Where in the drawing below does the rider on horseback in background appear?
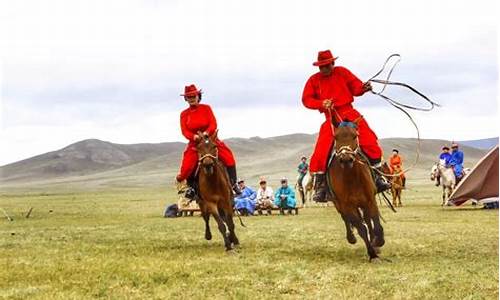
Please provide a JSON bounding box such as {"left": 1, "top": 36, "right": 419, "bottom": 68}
{"left": 175, "top": 84, "right": 241, "bottom": 199}
{"left": 449, "top": 142, "right": 465, "bottom": 183}
{"left": 436, "top": 145, "right": 452, "bottom": 186}
{"left": 297, "top": 156, "right": 309, "bottom": 188}
{"left": 389, "top": 149, "right": 406, "bottom": 188}
{"left": 302, "top": 50, "right": 391, "bottom": 202}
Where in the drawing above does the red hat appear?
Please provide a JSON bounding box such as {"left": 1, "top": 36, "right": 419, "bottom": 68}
{"left": 181, "top": 84, "right": 202, "bottom": 97}
{"left": 313, "top": 50, "right": 338, "bottom": 66}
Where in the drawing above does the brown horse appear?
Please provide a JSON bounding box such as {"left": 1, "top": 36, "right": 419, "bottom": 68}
{"left": 327, "top": 121, "right": 385, "bottom": 261}
{"left": 195, "top": 131, "right": 239, "bottom": 251}
{"left": 391, "top": 165, "right": 403, "bottom": 207}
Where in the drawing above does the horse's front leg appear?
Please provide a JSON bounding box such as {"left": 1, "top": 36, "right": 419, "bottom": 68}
{"left": 224, "top": 206, "right": 239, "bottom": 247}
{"left": 341, "top": 213, "right": 356, "bottom": 244}
{"left": 199, "top": 202, "right": 212, "bottom": 240}
{"left": 208, "top": 203, "right": 232, "bottom": 251}
{"left": 350, "top": 213, "right": 378, "bottom": 261}
{"left": 441, "top": 186, "right": 446, "bottom": 206}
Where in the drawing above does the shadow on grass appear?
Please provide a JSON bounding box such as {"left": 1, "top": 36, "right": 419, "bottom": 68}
{"left": 440, "top": 207, "right": 497, "bottom": 212}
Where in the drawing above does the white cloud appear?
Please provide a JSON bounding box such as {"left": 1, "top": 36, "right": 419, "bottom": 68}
{"left": 0, "top": 0, "right": 498, "bottom": 165}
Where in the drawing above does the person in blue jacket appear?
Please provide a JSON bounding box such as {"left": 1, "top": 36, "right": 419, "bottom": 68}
{"left": 274, "top": 177, "right": 296, "bottom": 215}
{"left": 449, "top": 142, "right": 465, "bottom": 182}
{"left": 436, "top": 146, "right": 452, "bottom": 186}
{"left": 234, "top": 179, "right": 257, "bottom": 216}
{"left": 439, "top": 146, "right": 452, "bottom": 165}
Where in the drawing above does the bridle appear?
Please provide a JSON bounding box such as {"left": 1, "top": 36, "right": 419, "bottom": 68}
{"left": 198, "top": 153, "right": 218, "bottom": 163}
{"left": 197, "top": 138, "right": 219, "bottom": 175}
{"left": 335, "top": 144, "right": 359, "bottom": 157}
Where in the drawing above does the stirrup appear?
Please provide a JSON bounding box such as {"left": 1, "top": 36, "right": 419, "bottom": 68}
{"left": 376, "top": 177, "right": 391, "bottom": 193}
{"left": 232, "top": 183, "right": 242, "bottom": 195}
{"left": 313, "top": 188, "right": 328, "bottom": 203}
{"left": 184, "top": 187, "right": 196, "bottom": 200}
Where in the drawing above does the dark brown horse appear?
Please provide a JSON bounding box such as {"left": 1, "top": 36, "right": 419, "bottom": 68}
{"left": 327, "top": 121, "right": 385, "bottom": 261}
{"left": 196, "top": 131, "right": 239, "bottom": 251}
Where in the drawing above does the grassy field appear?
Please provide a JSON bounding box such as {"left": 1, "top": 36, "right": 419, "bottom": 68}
{"left": 0, "top": 184, "right": 498, "bottom": 299}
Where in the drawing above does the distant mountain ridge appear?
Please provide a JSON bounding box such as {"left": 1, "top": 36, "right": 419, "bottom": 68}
{"left": 458, "top": 137, "right": 498, "bottom": 150}
{"left": 0, "top": 134, "right": 490, "bottom": 187}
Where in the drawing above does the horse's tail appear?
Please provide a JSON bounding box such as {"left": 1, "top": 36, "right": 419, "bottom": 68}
{"left": 235, "top": 210, "right": 246, "bottom": 227}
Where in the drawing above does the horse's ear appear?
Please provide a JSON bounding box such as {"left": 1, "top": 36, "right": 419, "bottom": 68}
{"left": 353, "top": 116, "right": 362, "bottom": 127}
{"left": 211, "top": 130, "right": 218, "bottom": 142}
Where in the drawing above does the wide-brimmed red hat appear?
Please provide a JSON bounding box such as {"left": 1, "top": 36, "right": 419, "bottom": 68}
{"left": 313, "top": 50, "right": 338, "bottom": 66}
{"left": 181, "top": 84, "right": 202, "bottom": 97}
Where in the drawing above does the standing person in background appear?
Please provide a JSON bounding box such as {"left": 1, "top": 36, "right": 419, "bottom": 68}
{"left": 297, "top": 156, "right": 309, "bottom": 188}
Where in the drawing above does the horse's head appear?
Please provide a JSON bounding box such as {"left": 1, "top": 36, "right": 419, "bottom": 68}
{"left": 430, "top": 163, "right": 438, "bottom": 181}
{"left": 334, "top": 121, "right": 360, "bottom": 169}
{"left": 196, "top": 131, "right": 218, "bottom": 175}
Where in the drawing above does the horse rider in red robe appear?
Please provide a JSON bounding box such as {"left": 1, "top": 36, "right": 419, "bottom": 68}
{"left": 175, "top": 84, "right": 240, "bottom": 199}
{"left": 302, "top": 50, "right": 391, "bottom": 202}
{"left": 389, "top": 148, "right": 406, "bottom": 188}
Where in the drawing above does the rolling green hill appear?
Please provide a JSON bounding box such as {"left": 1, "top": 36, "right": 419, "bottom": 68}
{"left": 0, "top": 134, "right": 489, "bottom": 190}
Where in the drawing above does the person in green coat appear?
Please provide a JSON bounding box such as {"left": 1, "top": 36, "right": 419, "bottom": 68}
{"left": 297, "top": 156, "right": 309, "bottom": 188}
{"left": 274, "top": 177, "right": 296, "bottom": 215}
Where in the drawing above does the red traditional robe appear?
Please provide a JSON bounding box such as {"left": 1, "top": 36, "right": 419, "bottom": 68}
{"left": 177, "top": 104, "right": 235, "bottom": 181}
{"left": 302, "top": 66, "right": 383, "bottom": 173}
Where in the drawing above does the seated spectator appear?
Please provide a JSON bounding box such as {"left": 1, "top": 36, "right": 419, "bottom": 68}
{"left": 234, "top": 178, "right": 257, "bottom": 216}
{"left": 274, "top": 177, "right": 297, "bottom": 215}
{"left": 255, "top": 177, "right": 275, "bottom": 215}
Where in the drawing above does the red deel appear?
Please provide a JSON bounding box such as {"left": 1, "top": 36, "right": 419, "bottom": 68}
{"left": 302, "top": 66, "right": 383, "bottom": 173}
{"left": 177, "top": 104, "right": 235, "bottom": 181}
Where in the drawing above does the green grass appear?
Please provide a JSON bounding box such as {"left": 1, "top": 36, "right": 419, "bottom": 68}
{"left": 0, "top": 184, "right": 498, "bottom": 299}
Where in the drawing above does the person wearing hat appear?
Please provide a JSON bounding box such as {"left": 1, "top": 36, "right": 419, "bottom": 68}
{"left": 274, "top": 177, "right": 296, "bottom": 215}
{"left": 175, "top": 84, "right": 240, "bottom": 199}
{"left": 297, "top": 156, "right": 309, "bottom": 188}
{"left": 449, "top": 142, "right": 465, "bottom": 183}
{"left": 233, "top": 179, "right": 257, "bottom": 216}
{"left": 302, "top": 50, "right": 390, "bottom": 202}
{"left": 436, "top": 145, "right": 452, "bottom": 186}
{"left": 255, "top": 177, "right": 275, "bottom": 215}
{"left": 389, "top": 149, "right": 406, "bottom": 188}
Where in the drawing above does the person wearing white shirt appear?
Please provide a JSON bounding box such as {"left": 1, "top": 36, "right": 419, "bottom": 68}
{"left": 255, "top": 177, "right": 275, "bottom": 215}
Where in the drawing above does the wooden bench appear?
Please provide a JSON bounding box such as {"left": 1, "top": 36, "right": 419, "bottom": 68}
{"left": 177, "top": 206, "right": 302, "bottom": 217}
{"left": 254, "top": 206, "right": 301, "bottom": 215}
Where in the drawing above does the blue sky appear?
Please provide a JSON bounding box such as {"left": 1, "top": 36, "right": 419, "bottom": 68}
{"left": 0, "top": 0, "right": 498, "bottom": 165}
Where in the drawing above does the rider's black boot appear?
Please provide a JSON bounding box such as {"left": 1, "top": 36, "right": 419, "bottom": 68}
{"left": 435, "top": 175, "right": 441, "bottom": 187}
{"left": 226, "top": 166, "right": 242, "bottom": 195}
{"left": 312, "top": 173, "right": 328, "bottom": 202}
{"left": 372, "top": 162, "right": 391, "bottom": 193}
{"left": 184, "top": 176, "right": 197, "bottom": 200}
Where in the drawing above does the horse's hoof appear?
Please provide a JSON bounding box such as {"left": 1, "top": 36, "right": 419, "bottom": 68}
{"left": 370, "top": 257, "right": 382, "bottom": 264}
{"left": 372, "top": 237, "right": 385, "bottom": 248}
{"left": 347, "top": 235, "right": 357, "bottom": 244}
{"left": 205, "top": 233, "right": 212, "bottom": 240}
{"left": 373, "top": 246, "right": 381, "bottom": 254}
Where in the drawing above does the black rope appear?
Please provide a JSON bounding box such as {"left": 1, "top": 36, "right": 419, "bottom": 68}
{"left": 368, "top": 54, "right": 440, "bottom": 111}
